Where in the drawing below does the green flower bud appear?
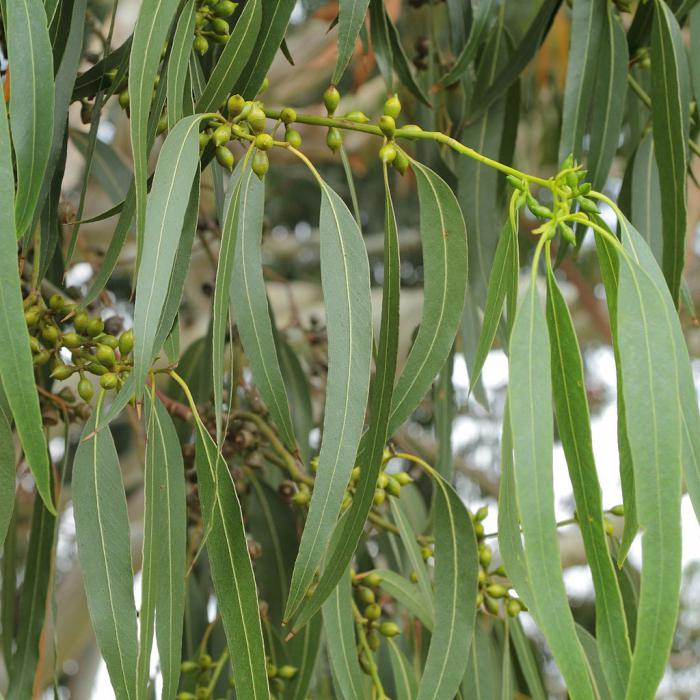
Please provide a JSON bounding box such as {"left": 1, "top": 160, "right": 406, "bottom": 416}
{"left": 252, "top": 150, "right": 269, "bottom": 179}
{"left": 377, "top": 473, "right": 388, "bottom": 489}
{"left": 227, "top": 94, "right": 245, "bottom": 116}
{"left": 350, "top": 466, "right": 361, "bottom": 482}
{"left": 373, "top": 488, "right": 386, "bottom": 506}
{"left": 420, "top": 546, "right": 432, "bottom": 561}
{"left": 565, "top": 171, "right": 578, "bottom": 189}
{"left": 96, "top": 344, "right": 116, "bottom": 367}
{"left": 506, "top": 174, "right": 525, "bottom": 191}
{"left": 395, "top": 471, "right": 412, "bottom": 485}
{"left": 199, "top": 131, "right": 211, "bottom": 151}
{"left": 484, "top": 595, "right": 500, "bottom": 615}
{"left": 478, "top": 568, "right": 486, "bottom": 585}
{"left": 561, "top": 153, "right": 574, "bottom": 171}
{"left": 386, "top": 475, "right": 401, "bottom": 498}
{"left": 604, "top": 518, "right": 614, "bottom": 536}
{"left": 99, "top": 334, "right": 119, "bottom": 349}
{"left": 213, "top": 124, "right": 231, "bottom": 147}
{"left": 87, "top": 318, "right": 104, "bottom": 337}
{"left": 100, "top": 372, "right": 119, "bottom": 390}
{"left": 474, "top": 522, "right": 484, "bottom": 537}
{"left": 62, "top": 332, "right": 84, "bottom": 349}
{"left": 479, "top": 544, "right": 492, "bottom": 568}
{"left": 409, "top": 570, "right": 418, "bottom": 583}
{"left": 364, "top": 603, "right": 381, "bottom": 621}
{"left": 399, "top": 124, "right": 422, "bottom": 138}
{"left": 341, "top": 493, "right": 352, "bottom": 511}
{"left": 475, "top": 506, "right": 489, "bottom": 521}
{"left": 277, "top": 665, "right": 298, "bottom": 680}
{"left": 194, "top": 10, "right": 205, "bottom": 27}
{"left": 379, "top": 143, "right": 396, "bottom": 164}
{"left": 506, "top": 598, "right": 523, "bottom": 617}
{"left": 24, "top": 309, "right": 41, "bottom": 327}
{"left": 78, "top": 378, "right": 94, "bottom": 402}
{"left": 74, "top": 312, "right": 89, "bottom": 332}
{"left": 310, "top": 456, "right": 319, "bottom": 472}
{"left": 87, "top": 362, "right": 109, "bottom": 376}
{"left": 257, "top": 76, "right": 269, "bottom": 94}
{"left": 476, "top": 592, "right": 484, "bottom": 608}
{"left": 280, "top": 107, "right": 296, "bottom": 124}
{"left": 51, "top": 364, "right": 75, "bottom": 381}
{"left": 558, "top": 222, "right": 577, "bottom": 246}
{"left": 343, "top": 110, "right": 369, "bottom": 123}
{"left": 383, "top": 94, "right": 401, "bottom": 119}
{"left": 365, "top": 572, "right": 382, "bottom": 588}
{"left": 610, "top": 504, "right": 624, "bottom": 516}
{"left": 578, "top": 197, "right": 600, "bottom": 215}
{"left": 266, "top": 662, "right": 277, "bottom": 678}
{"left": 156, "top": 114, "right": 168, "bottom": 135}
{"left": 255, "top": 133, "right": 273, "bottom": 150}
{"left": 42, "top": 325, "right": 60, "bottom": 345}
{"left": 323, "top": 85, "right": 340, "bottom": 114}
{"left": 213, "top": 0, "right": 237, "bottom": 16}
{"left": 486, "top": 583, "right": 508, "bottom": 599}
{"left": 29, "top": 336, "right": 42, "bottom": 353}
{"left": 33, "top": 350, "right": 51, "bottom": 366}
{"left": 357, "top": 586, "right": 375, "bottom": 604}
{"left": 284, "top": 128, "right": 302, "bottom": 149}
{"left": 291, "top": 490, "right": 309, "bottom": 506}
{"left": 577, "top": 182, "right": 592, "bottom": 195}
{"left": 49, "top": 294, "right": 65, "bottom": 311}
{"left": 367, "top": 630, "right": 381, "bottom": 651}
{"left": 118, "top": 329, "right": 134, "bottom": 355}
{"left": 193, "top": 34, "right": 209, "bottom": 55}
{"left": 180, "top": 660, "right": 199, "bottom": 673}
{"left": 216, "top": 145, "right": 234, "bottom": 171}
{"left": 379, "top": 621, "right": 400, "bottom": 637}
{"left": 211, "top": 17, "right": 230, "bottom": 34}
{"left": 326, "top": 127, "right": 342, "bottom": 152}
{"left": 247, "top": 105, "right": 267, "bottom": 133}
{"left": 175, "top": 693, "right": 196, "bottom": 700}
{"left": 118, "top": 89, "right": 130, "bottom": 109}
{"left": 194, "top": 690, "right": 210, "bottom": 700}
{"left": 199, "top": 654, "right": 213, "bottom": 669}
{"left": 378, "top": 115, "right": 395, "bottom": 138}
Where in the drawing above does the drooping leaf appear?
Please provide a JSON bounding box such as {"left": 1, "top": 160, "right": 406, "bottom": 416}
{"left": 232, "top": 168, "right": 296, "bottom": 450}
{"left": 7, "top": 491, "right": 56, "bottom": 700}
{"left": 387, "top": 638, "right": 418, "bottom": 700}
{"left": 650, "top": 0, "right": 691, "bottom": 302}
{"left": 587, "top": 3, "right": 628, "bottom": 190}
{"left": 5, "top": 0, "right": 55, "bottom": 238}
{"left": 129, "top": 0, "right": 180, "bottom": 247}
{"left": 368, "top": 0, "right": 393, "bottom": 89}
{"left": 576, "top": 625, "right": 613, "bottom": 700}
{"left": 370, "top": 569, "right": 433, "bottom": 630}
{"left": 615, "top": 219, "right": 682, "bottom": 699}
{"left": 73, "top": 418, "right": 139, "bottom": 700}
{"left": 0, "top": 91, "right": 53, "bottom": 514}
{"left": 508, "top": 275, "right": 596, "bottom": 697}
{"left": 138, "top": 396, "right": 187, "bottom": 700}
{"left": 558, "top": 0, "right": 605, "bottom": 162}
{"left": 510, "top": 618, "right": 546, "bottom": 700}
{"left": 691, "top": 4, "right": 700, "bottom": 102}
{"left": 435, "top": 350, "right": 455, "bottom": 480}
{"left": 286, "top": 165, "right": 399, "bottom": 632}
{"left": 0, "top": 410, "right": 14, "bottom": 547}
{"left": 461, "top": 617, "right": 501, "bottom": 700}
{"left": 194, "top": 426, "right": 269, "bottom": 698}
{"left": 195, "top": 0, "right": 262, "bottom": 112}
{"left": 284, "top": 181, "right": 372, "bottom": 620}
{"left": 416, "top": 474, "right": 479, "bottom": 700}
{"left": 167, "top": 0, "right": 197, "bottom": 128}
{"left": 333, "top": 0, "right": 370, "bottom": 84}
{"left": 630, "top": 132, "right": 663, "bottom": 264}
{"left": 461, "top": 288, "right": 490, "bottom": 409}
{"left": 389, "top": 160, "right": 467, "bottom": 433}
{"left": 545, "top": 264, "right": 631, "bottom": 697}
{"left": 233, "top": 0, "right": 296, "bottom": 99}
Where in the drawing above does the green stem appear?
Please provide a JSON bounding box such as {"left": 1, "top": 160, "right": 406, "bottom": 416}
{"left": 351, "top": 601, "right": 386, "bottom": 698}
{"left": 206, "top": 649, "right": 230, "bottom": 694}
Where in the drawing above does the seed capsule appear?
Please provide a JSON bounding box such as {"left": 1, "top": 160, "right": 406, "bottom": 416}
{"left": 51, "top": 364, "right": 75, "bottom": 381}
{"left": 255, "top": 133, "right": 273, "bottom": 150}
{"left": 323, "top": 85, "right": 340, "bottom": 114}
{"left": 213, "top": 0, "right": 237, "bottom": 16}
{"left": 33, "top": 350, "right": 51, "bottom": 366}
{"left": 118, "top": 90, "right": 130, "bottom": 109}
{"left": 378, "top": 115, "right": 396, "bottom": 138}
{"left": 379, "top": 143, "right": 396, "bottom": 164}
{"left": 364, "top": 603, "right": 381, "bottom": 621}
{"left": 291, "top": 490, "right": 309, "bottom": 506}
{"left": 506, "top": 598, "right": 523, "bottom": 617}
{"left": 383, "top": 94, "right": 401, "bottom": 119}
{"left": 277, "top": 665, "right": 298, "bottom": 680}
{"left": 284, "top": 128, "right": 302, "bottom": 149}
{"left": 252, "top": 150, "right": 269, "bottom": 179}
{"left": 211, "top": 17, "right": 230, "bottom": 35}
{"left": 78, "top": 378, "right": 94, "bottom": 402}
{"left": 247, "top": 105, "right": 267, "bottom": 133}
{"left": 73, "top": 312, "right": 89, "bottom": 333}
{"left": 357, "top": 586, "right": 375, "bottom": 604}
{"left": 486, "top": 583, "right": 508, "bottom": 599}
{"left": 95, "top": 344, "right": 116, "bottom": 367}
{"left": 367, "top": 631, "right": 381, "bottom": 651}
{"left": 63, "top": 332, "right": 83, "bottom": 349}
{"left": 227, "top": 93, "right": 245, "bottom": 116}
{"left": 379, "top": 621, "right": 400, "bottom": 637}
{"left": 326, "top": 127, "right": 342, "bottom": 152}
{"left": 29, "top": 336, "right": 42, "bottom": 353}
{"left": 118, "top": 329, "right": 134, "bottom": 355}
{"left": 484, "top": 595, "right": 500, "bottom": 615}
{"left": 100, "top": 373, "right": 118, "bottom": 390}
{"left": 193, "top": 34, "right": 209, "bottom": 55}
{"left": 365, "top": 572, "right": 382, "bottom": 588}
{"left": 49, "top": 294, "right": 65, "bottom": 311}
{"left": 213, "top": 124, "right": 232, "bottom": 147}
{"left": 99, "top": 334, "right": 119, "bottom": 349}
{"left": 87, "top": 362, "right": 109, "bottom": 376}
{"left": 42, "top": 325, "right": 60, "bottom": 345}
{"left": 216, "top": 145, "right": 234, "bottom": 171}
{"left": 86, "top": 318, "right": 105, "bottom": 337}
{"left": 373, "top": 488, "right": 386, "bottom": 506}
{"left": 343, "top": 110, "right": 369, "bottom": 123}
{"left": 386, "top": 475, "right": 401, "bottom": 498}
{"left": 24, "top": 309, "right": 41, "bottom": 327}
{"left": 280, "top": 107, "right": 296, "bottom": 124}
{"left": 395, "top": 471, "right": 412, "bottom": 485}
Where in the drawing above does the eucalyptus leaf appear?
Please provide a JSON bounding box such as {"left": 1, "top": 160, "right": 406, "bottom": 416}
{"left": 333, "top": 0, "right": 370, "bottom": 84}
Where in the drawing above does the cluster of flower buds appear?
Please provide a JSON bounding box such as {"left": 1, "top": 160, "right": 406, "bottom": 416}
{"left": 377, "top": 94, "right": 410, "bottom": 175}
{"left": 193, "top": 0, "right": 238, "bottom": 56}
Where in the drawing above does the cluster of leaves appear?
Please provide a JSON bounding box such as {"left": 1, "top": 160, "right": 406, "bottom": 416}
{"left": 1, "top": 0, "right": 700, "bottom": 698}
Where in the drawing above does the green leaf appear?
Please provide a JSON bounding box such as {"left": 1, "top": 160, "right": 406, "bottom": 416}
{"left": 558, "top": 0, "right": 605, "bottom": 162}
{"left": 368, "top": 0, "right": 393, "bottom": 89}
{"left": 71, "top": 35, "right": 132, "bottom": 99}
{"left": 435, "top": 351, "right": 455, "bottom": 480}
{"left": 416, "top": 475, "right": 479, "bottom": 700}
{"left": 322, "top": 569, "right": 367, "bottom": 700}
{"left": 284, "top": 615, "right": 323, "bottom": 700}
{"left": 132, "top": 115, "right": 203, "bottom": 400}
{"left": 195, "top": 0, "right": 262, "bottom": 112}
{"left": 286, "top": 166, "right": 399, "bottom": 631}
{"left": 462, "top": 617, "right": 501, "bottom": 700}
{"left": 332, "top": 0, "right": 370, "bottom": 84}
{"left": 129, "top": 0, "right": 180, "bottom": 246}
{"left": 138, "top": 396, "right": 187, "bottom": 700}
{"left": 630, "top": 133, "right": 663, "bottom": 265}
{"left": 370, "top": 569, "right": 433, "bottom": 630}
{"left": 387, "top": 638, "right": 418, "bottom": 700}
{"left": 691, "top": 4, "right": 700, "bottom": 103}
{"left": 283, "top": 181, "right": 372, "bottom": 620}
{"left": 576, "top": 626, "right": 613, "bottom": 700}
{"left": 461, "top": 288, "right": 490, "bottom": 410}
{"left": 470, "top": 221, "right": 517, "bottom": 390}
{"left": 510, "top": 618, "right": 546, "bottom": 700}
{"left": 194, "top": 426, "right": 269, "bottom": 698}
{"left": 0, "top": 93, "right": 53, "bottom": 514}
{"left": 389, "top": 160, "right": 467, "bottom": 433}
{"left": 233, "top": 0, "right": 296, "bottom": 99}
{"left": 587, "top": 3, "right": 628, "bottom": 191}
{"left": 232, "top": 168, "right": 296, "bottom": 450}
{"left": 7, "top": 492, "right": 55, "bottom": 700}
{"left": 6, "top": 0, "right": 55, "bottom": 238}
{"left": 650, "top": 0, "right": 691, "bottom": 302}
{"left": 0, "top": 410, "right": 14, "bottom": 547}
{"left": 615, "top": 219, "right": 682, "bottom": 699}
{"left": 545, "top": 264, "right": 631, "bottom": 698}
{"left": 73, "top": 419, "right": 139, "bottom": 700}
{"left": 508, "top": 275, "right": 596, "bottom": 698}
{"left": 167, "top": 0, "right": 197, "bottom": 129}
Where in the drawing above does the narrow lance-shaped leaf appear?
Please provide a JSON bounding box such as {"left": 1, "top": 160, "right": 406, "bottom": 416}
{"left": 558, "top": 0, "right": 605, "bottom": 162}
{"left": 6, "top": 0, "right": 55, "bottom": 238}
{"left": 286, "top": 165, "right": 400, "bottom": 631}
{"left": 691, "top": 4, "right": 700, "bottom": 104}
{"left": 138, "top": 396, "right": 187, "bottom": 700}
{"left": 194, "top": 426, "right": 269, "bottom": 698}
{"left": 284, "top": 182, "right": 372, "bottom": 620}
{"left": 332, "top": 0, "right": 370, "bottom": 84}
{"left": 0, "top": 87, "right": 53, "bottom": 514}
{"left": 129, "top": 0, "right": 180, "bottom": 246}
{"left": 650, "top": 0, "right": 691, "bottom": 302}
{"left": 587, "top": 3, "right": 628, "bottom": 191}
{"left": 387, "top": 638, "right": 418, "bottom": 700}
{"left": 369, "top": 0, "right": 393, "bottom": 89}
{"left": 630, "top": 133, "right": 663, "bottom": 265}
{"left": 508, "top": 275, "right": 596, "bottom": 698}
{"left": 416, "top": 474, "right": 479, "bottom": 700}
{"left": 167, "top": 0, "right": 197, "bottom": 129}
{"left": 0, "top": 409, "right": 15, "bottom": 546}
{"left": 195, "top": 0, "right": 262, "bottom": 112}
{"left": 369, "top": 569, "right": 433, "bottom": 630}
{"left": 73, "top": 418, "right": 139, "bottom": 700}
{"left": 388, "top": 160, "right": 467, "bottom": 433}
{"left": 614, "top": 224, "right": 682, "bottom": 700}
{"left": 232, "top": 168, "right": 296, "bottom": 450}
{"left": 545, "top": 265, "right": 631, "bottom": 698}
{"left": 510, "top": 618, "right": 547, "bottom": 700}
